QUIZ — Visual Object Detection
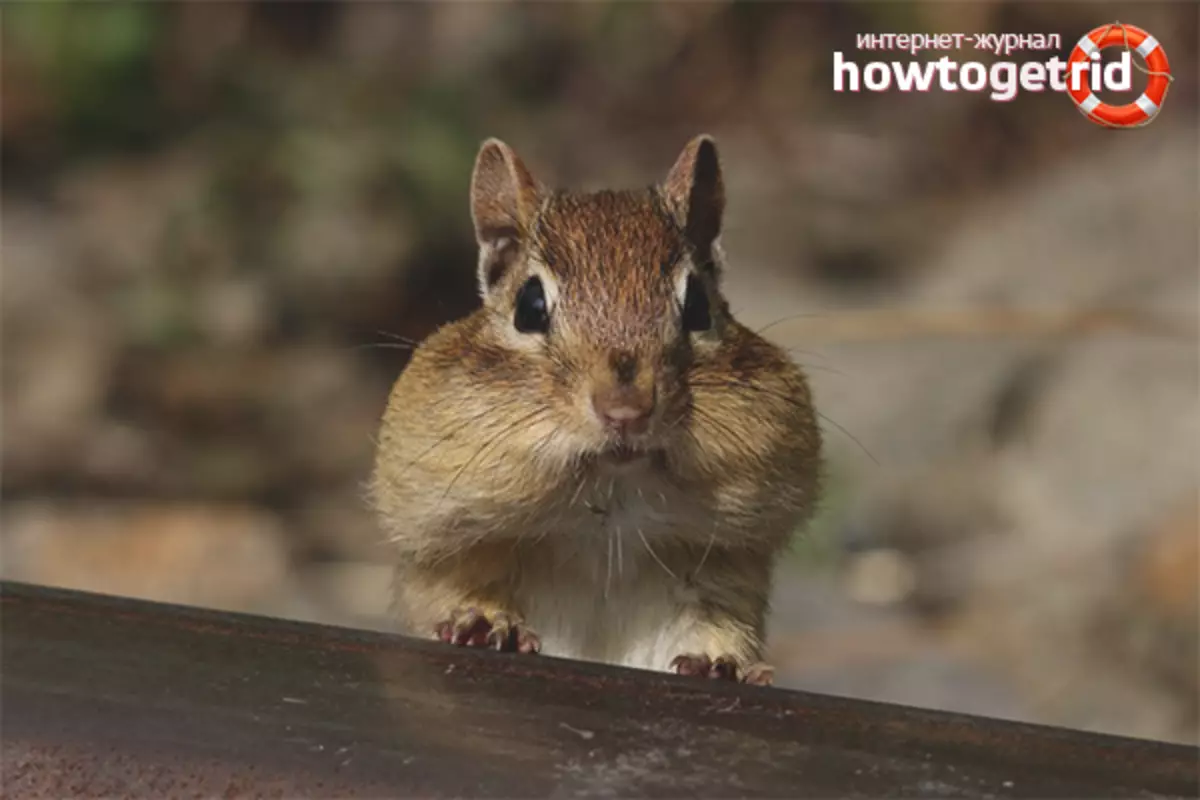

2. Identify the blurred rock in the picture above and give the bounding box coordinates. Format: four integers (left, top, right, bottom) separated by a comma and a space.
0, 502, 295, 614
2, 199, 118, 487
821, 127, 1199, 743
269, 348, 383, 485
800, 124, 1199, 470
291, 492, 390, 563
57, 148, 221, 280
197, 277, 271, 346
78, 421, 160, 488
769, 574, 1024, 720
1098, 500, 1200, 735
842, 548, 918, 607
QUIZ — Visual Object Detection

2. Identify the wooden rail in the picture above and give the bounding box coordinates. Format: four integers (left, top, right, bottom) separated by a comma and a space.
2, 581, 1197, 798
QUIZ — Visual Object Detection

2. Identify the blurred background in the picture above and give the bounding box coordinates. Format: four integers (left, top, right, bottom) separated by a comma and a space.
2, 2, 1197, 744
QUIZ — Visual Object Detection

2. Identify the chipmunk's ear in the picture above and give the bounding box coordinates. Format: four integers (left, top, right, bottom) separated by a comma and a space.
470, 138, 541, 294
662, 135, 725, 264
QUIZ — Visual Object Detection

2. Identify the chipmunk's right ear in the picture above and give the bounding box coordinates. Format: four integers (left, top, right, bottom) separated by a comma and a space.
662, 135, 724, 269
470, 139, 541, 294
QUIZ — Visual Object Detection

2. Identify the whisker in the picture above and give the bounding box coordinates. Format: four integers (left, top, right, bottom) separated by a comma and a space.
689, 377, 877, 465
784, 357, 845, 377
440, 406, 552, 504
555, 530, 582, 571
568, 475, 588, 508
694, 530, 716, 577
390, 396, 530, 484
349, 342, 416, 353
636, 525, 678, 581
689, 378, 812, 412
606, 526, 613, 600
616, 523, 624, 579
376, 330, 422, 346
680, 423, 710, 461
756, 311, 831, 337
783, 346, 833, 365
515, 426, 566, 550
422, 411, 550, 542
690, 404, 752, 453
816, 410, 878, 465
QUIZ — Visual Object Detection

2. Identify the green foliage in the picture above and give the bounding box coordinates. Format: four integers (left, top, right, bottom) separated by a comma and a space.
384, 81, 481, 231
5, 3, 168, 154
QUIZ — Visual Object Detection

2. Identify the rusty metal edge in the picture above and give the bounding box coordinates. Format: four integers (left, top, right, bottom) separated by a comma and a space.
2, 580, 1197, 799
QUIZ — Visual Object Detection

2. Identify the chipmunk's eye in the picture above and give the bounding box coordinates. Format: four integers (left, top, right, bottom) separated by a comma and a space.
513, 276, 550, 334
681, 274, 711, 333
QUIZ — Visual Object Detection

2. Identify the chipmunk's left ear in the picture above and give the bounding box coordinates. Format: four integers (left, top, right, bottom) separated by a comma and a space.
662, 135, 725, 262
470, 138, 542, 296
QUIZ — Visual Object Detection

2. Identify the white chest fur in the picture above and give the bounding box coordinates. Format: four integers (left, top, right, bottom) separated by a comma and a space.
513, 462, 717, 672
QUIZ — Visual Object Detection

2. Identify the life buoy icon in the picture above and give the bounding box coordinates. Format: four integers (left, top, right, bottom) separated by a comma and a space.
1067, 22, 1172, 128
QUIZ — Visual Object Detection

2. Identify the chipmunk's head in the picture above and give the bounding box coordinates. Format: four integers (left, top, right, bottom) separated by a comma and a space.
468, 135, 735, 469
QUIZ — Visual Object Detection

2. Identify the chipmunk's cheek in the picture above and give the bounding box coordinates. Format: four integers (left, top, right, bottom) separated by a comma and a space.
676, 395, 742, 474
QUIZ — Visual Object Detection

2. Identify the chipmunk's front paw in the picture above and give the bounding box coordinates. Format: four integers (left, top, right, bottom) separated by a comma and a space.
670, 653, 775, 686
434, 608, 541, 654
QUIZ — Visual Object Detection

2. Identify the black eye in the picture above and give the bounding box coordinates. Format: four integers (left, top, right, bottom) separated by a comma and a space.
514, 276, 550, 334
681, 274, 711, 332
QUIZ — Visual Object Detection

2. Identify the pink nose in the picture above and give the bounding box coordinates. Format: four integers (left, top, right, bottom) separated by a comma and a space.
592, 386, 654, 435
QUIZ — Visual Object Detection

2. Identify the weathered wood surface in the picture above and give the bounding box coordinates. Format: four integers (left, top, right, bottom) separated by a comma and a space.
2, 581, 1197, 799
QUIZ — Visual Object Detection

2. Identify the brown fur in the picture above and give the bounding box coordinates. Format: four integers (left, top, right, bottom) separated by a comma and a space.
371, 136, 822, 675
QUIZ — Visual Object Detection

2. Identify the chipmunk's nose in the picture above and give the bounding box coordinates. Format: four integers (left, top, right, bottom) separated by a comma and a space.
592, 385, 655, 436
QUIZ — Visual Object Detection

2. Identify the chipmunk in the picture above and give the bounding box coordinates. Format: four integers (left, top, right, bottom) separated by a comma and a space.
370, 135, 821, 685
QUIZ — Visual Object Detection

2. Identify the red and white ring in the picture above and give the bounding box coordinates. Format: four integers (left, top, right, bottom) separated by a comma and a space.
1067, 24, 1170, 127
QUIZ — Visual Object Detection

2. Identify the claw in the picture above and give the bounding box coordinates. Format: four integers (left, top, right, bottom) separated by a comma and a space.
485, 611, 515, 651
434, 607, 491, 646
671, 653, 774, 685
740, 662, 775, 686
709, 655, 739, 681
671, 653, 714, 677
434, 608, 540, 654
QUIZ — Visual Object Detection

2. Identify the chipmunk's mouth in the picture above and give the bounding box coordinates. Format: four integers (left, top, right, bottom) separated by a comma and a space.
595, 443, 666, 469
605, 445, 648, 464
